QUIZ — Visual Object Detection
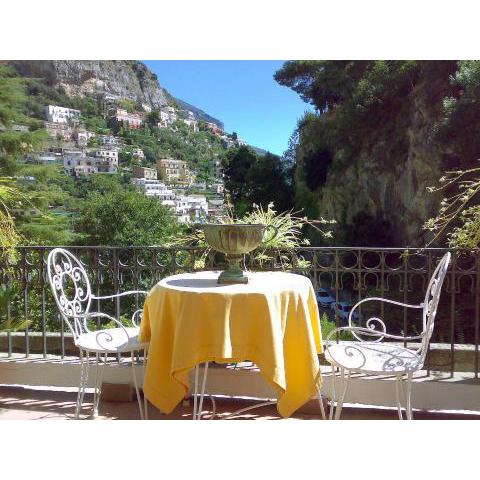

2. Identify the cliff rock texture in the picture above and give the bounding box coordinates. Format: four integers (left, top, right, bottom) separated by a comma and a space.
9, 60, 223, 127
296, 88, 443, 246
10, 60, 170, 108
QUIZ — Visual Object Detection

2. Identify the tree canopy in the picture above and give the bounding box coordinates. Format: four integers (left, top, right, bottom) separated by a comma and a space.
222, 146, 294, 216
274, 60, 480, 246
75, 187, 181, 246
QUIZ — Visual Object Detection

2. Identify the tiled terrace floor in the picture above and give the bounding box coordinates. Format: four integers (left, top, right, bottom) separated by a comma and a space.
1, 385, 480, 420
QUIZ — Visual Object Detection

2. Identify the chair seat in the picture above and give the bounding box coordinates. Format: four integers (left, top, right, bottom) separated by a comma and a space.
76, 327, 148, 353
324, 341, 423, 374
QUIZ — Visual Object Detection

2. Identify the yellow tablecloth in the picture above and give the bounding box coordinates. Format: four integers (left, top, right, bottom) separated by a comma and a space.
139, 270, 323, 418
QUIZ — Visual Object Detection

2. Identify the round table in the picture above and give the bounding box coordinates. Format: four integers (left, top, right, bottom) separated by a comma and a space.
139, 270, 323, 418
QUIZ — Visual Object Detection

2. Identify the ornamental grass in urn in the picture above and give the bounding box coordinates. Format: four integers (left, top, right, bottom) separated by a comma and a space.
200, 223, 277, 284
167, 203, 336, 285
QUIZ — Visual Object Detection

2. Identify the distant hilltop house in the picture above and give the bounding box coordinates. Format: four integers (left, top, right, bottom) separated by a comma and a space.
98, 134, 122, 147
94, 149, 118, 173
219, 134, 236, 148
158, 106, 178, 128
132, 166, 157, 181
174, 195, 208, 224
131, 178, 175, 201
44, 121, 73, 141
63, 151, 98, 176
156, 158, 195, 185
63, 149, 118, 176
182, 118, 199, 132
205, 122, 224, 136
45, 105, 81, 124
132, 147, 145, 159
113, 108, 143, 129
73, 128, 95, 147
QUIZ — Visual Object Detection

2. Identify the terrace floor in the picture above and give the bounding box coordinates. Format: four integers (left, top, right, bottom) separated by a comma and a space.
1, 385, 480, 420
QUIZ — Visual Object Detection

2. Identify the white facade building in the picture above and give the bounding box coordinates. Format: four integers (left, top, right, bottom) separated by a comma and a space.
158, 106, 177, 127
45, 105, 81, 124
132, 178, 175, 201
173, 195, 208, 223
132, 148, 145, 159
74, 129, 95, 147
94, 149, 118, 165
183, 118, 199, 132
98, 135, 122, 147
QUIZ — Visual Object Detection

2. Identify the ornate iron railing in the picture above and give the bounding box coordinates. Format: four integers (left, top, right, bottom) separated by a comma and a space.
1, 246, 479, 378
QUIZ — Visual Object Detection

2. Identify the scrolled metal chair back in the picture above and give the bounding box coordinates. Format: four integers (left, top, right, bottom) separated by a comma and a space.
47, 248, 92, 340
420, 252, 451, 359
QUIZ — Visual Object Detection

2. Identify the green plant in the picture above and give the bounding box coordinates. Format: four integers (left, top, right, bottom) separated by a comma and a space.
425, 167, 480, 247
320, 313, 354, 341
169, 202, 335, 270
0, 284, 32, 332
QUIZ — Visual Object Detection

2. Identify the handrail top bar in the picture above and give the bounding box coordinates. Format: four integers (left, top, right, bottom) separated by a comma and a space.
6, 245, 474, 252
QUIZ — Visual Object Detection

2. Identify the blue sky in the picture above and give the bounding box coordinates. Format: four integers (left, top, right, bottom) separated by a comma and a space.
142, 60, 313, 156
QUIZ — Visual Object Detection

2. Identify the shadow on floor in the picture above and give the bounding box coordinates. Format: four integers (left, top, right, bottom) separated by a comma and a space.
1, 385, 479, 420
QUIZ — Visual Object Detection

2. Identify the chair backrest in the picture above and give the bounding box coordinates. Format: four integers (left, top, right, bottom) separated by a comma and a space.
47, 248, 92, 340
420, 252, 451, 360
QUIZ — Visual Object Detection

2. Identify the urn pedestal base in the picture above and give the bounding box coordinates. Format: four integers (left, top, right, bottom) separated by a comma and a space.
217, 256, 249, 284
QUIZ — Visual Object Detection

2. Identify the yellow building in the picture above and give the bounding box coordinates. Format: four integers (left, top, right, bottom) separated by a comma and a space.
156, 158, 195, 184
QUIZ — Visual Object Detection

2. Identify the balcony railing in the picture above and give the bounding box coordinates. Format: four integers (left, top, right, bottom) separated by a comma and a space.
1, 246, 479, 378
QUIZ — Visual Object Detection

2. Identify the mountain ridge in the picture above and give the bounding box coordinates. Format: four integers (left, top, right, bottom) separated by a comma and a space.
8, 60, 224, 128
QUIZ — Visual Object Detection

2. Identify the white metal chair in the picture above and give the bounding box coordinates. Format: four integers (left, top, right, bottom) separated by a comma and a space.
47, 248, 149, 419
324, 252, 451, 420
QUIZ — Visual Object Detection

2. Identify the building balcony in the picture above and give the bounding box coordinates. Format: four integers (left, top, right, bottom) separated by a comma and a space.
1, 246, 480, 420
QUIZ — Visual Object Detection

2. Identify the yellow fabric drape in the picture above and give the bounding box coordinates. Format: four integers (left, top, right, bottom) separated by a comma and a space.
139, 271, 323, 418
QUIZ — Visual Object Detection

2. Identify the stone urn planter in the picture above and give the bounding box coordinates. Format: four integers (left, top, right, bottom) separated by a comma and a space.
199, 223, 277, 284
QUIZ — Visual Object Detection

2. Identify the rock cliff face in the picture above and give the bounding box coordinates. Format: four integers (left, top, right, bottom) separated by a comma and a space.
295, 83, 443, 247
9, 60, 223, 127
11, 60, 170, 107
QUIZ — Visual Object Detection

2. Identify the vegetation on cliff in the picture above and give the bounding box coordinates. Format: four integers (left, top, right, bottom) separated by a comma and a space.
274, 60, 480, 247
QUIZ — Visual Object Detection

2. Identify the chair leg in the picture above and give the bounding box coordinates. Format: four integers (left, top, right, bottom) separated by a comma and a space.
197, 362, 209, 420
92, 353, 106, 418
334, 368, 350, 420
316, 385, 326, 420
131, 351, 144, 420
395, 376, 404, 420
329, 363, 337, 420
76, 350, 90, 419
404, 373, 413, 420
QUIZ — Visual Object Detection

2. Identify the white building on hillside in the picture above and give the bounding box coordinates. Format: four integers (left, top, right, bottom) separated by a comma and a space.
132, 178, 175, 200
114, 108, 143, 129
173, 195, 208, 223
183, 118, 199, 132
45, 105, 81, 124
132, 148, 145, 159
158, 106, 177, 127
74, 129, 95, 147
94, 149, 118, 165
98, 135, 122, 147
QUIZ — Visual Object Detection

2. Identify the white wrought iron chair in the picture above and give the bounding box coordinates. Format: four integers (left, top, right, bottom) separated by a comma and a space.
324, 252, 451, 420
47, 248, 149, 420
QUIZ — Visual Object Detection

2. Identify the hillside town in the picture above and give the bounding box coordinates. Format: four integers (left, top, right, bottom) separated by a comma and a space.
25, 101, 247, 224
